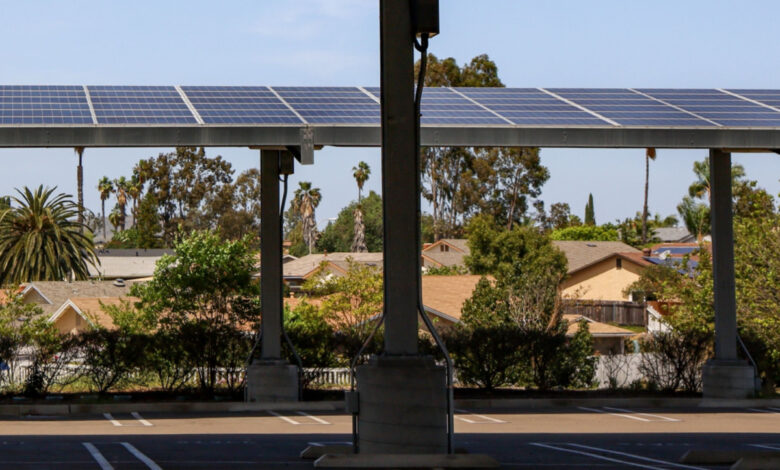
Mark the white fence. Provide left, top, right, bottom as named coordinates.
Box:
left=594, top=354, right=646, bottom=389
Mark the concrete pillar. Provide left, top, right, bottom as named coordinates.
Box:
left=351, top=0, right=447, bottom=455
left=246, top=149, right=298, bottom=402
left=702, top=149, right=755, bottom=399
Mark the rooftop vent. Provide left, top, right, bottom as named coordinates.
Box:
left=113, top=279, right=126, bottom=287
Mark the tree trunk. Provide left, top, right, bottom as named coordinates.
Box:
left=101, top=200, right=107, bottom=241
left=351, top=206, right=367, bottom=253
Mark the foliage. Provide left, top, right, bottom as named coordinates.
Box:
left=639, top=329, right=711, bottom=392
left=76, top=328, right=146, bottom=393
left=135, top=147, right=234, bottom=244
left=135, top=192, right=162, bottom=249
left=303, top=259, right=384, bottom=364
left=550, top=225, right=618, bottom=241
left=584, top=193, right=595, bottom=226
left=416, top=53, right=548, bottom=239
left=446, top=323, right=524, bottom=390
left=0, top=186, right=98, bottom=285
left=284, top=302, right=338, bottom=387
left=286, top=182, right=322, bottom=256
left=132, top=230, right=260, bottom=394
left=317, top=191, right=383, bottom=253
left=423, top=264, right=469, bottom=276
left=464, top=214, right=567, bottom=281
left=677, top=196, right=710, bottom=239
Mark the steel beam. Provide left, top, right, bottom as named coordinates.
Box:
left=709, top=149, right=737, bottom=360
left=260, top=149, right=283, bottom=359
left=2, top=125, right=780, bottom=150
left=380, top=0, right=418, bottom=356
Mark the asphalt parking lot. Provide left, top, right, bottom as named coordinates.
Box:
left=0, top=406, right=778, bottom=469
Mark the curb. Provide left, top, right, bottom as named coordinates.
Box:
left=0, top=400, right=344, bottom=417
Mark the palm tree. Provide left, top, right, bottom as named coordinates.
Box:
left=97, top=176, right=113, bottom=242
left=108, top=206, right=122, bottom=234
left=74, top=147, right=85, bottom=230
left=351, top=161, right=371, bottom=253
left=0, top=186, right=98, bottom=285
left=114, top=176, right=129, bottom=231
left=292, top=182, right=322, bottom=254
left=688, top=158, right=746, bottom=201
left=677, top=196, right=710, bottom=241
left=641, top=148, right=657, bottom=244
left=126, top=174, right=143, bottom=228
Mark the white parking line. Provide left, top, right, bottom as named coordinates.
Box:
left=529, top=442, right=665, bottom=469
left=131, top=412, right=153, bottom=427
left=455, top=409, right=507, bottom=424
left=121, top=442, right=162, bottom=470
left=82, top=442, right=114, bottom=470
left=103, top=413, right=122, bottom=427
left=568, top=443, right=707, bottom=469
left=268, top=410, right=300, bottom=425
left=295, top=411, right=330, bottom=425
left=577, top=406, right=650, bottom=422
left=602, top=407, right=681, bottom=422
left=748, top=408, right=780, bottom=414
left=751, top=443, right=780, bottom=450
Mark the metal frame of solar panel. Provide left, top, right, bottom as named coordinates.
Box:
left=183, top=86, right=302, bottom=125
left=273, top=87, right=379, bottom=124
left=88, top=86, right=196, bottom=125
left=0, top=86, right=92, bottom=125
left=638, top=89, right=780, bottom=127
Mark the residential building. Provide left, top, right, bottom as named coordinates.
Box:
left=48, top=297, right=138, bottom=335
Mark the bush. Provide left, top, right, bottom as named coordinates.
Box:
left=76, top=329, right=147, bottom=393
left=639, top=330, right=711, bottom=392
left=446, top=324, right=524, bottom=390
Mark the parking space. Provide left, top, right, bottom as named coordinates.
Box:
left=0, top=407, right=777, bottom=468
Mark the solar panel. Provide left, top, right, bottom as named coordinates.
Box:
left=726, top=89, right=780, bottom=111
left=88, top=86, right=197, bottom=124
left=274, top=87, right=378, bottom=124
left=182, top=86, right=302, bottom=124
left=549, top=88, right=716, bottom=127
left=457, top=88, right=611, bottom=126
left=638, top=89, right=780, bottom=127
left=0, top=86, right=93, bottom=125
left=365, top=87, right=512, bottom=125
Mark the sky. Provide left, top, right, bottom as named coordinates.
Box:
left=0, top=0, right=779, bottom=227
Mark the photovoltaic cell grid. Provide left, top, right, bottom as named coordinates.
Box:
left=182, top=86, right=301, bottom=124
left=456, top=88, right=610, bottom=126
left=88, top=86, right=196, bottom=124
left=273, top=87, right=378, bottom=124
left=638, top=89, right=780, bottom=127
left=0, top=86, right=92, bottom=124
left=548, top=88, right=716, bottom=127
left=365, top=87, right=510, bottom=125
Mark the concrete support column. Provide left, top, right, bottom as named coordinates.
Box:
left=246, top=149, right=298, bottom=402
left=702, top=149, right=755, bottom=399
left=350, top=0, right=447, bottom=456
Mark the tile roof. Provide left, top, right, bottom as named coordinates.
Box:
left=23, top=281, right=135, bottom=316
left=552, top=241, right=640, bottom=274
left=563, top=314, right=636, bottom=337
left=421, top=275, right=484, bottom=322
left=88, top=256, right=162, bottom=279
left=283, top=252, right=383, bottom=278
left=57, top=297, right=140, bottom=329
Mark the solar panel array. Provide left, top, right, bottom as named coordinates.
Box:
left=2, top=86, right=780, bottom=128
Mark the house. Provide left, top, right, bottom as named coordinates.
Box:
left=48, top=297, right=137, bottom=334
left=553, top=241, right=652, bottom=302
left=13, top=280, right=135, bottom=318
left=88, top=249, right=170, bottom=280
left=282, top=252, right=383, bottom=292
left=421, top=239, right=469, bottom=269
left=419, top=275, right=635, bottom=354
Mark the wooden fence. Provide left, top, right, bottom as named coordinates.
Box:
left=563, top=300, right=647, bottom=326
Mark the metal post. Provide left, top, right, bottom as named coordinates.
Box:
left=380, top=0, right=419, bottom=356
left=709, top=149, right=737, bottom=361
left=260, top=149, right=282, bottom=359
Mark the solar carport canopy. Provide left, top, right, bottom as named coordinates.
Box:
left=1, top=85, right=780, bottom=149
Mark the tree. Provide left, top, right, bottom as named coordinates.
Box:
left=135, top=192, right=162, bottom=249
left=135, top=147, right=234, bottom=243
left=113, top=176, right=129, bottom=231
left=641, top=148, right=657, bottom=244
left=688, top=158, right=745, bottom=200
left=351, top=161, right=371, bottom=253
left=132, top=231, right=260, bottom=394
left=126, top=174, right=143, bottom=229
left=677, top=196, right=710, bottom=240
left=97, top=176, right=113, bottom=242
left=547, top=202, right=580, bottom=230
left=584, top=193, right=595, bottom=226
left=290, top=182, right=322, bottom=255
left=416, top=53, right=548, bottom=239
left=318, top=191, right=383, bottom=253
left=550, top=225, right=619, bottom=241
left=0, top=186, right=98, bottom=285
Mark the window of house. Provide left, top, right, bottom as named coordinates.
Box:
left=616, top=258, right=623, bottom=269
left=440, top=245, right=449, bottom=252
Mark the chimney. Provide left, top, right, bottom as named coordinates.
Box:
left=642, top=248, right=651, bottom=257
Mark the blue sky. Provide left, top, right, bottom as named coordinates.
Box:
left=1, top=0, right=778, bottom=227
